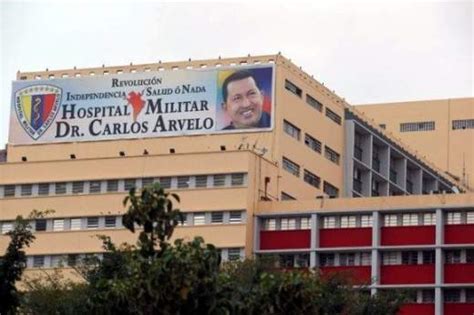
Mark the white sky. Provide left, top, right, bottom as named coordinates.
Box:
left=1, top=0, right=472, bottom=149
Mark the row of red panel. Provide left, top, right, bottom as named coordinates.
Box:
left=259, top=224, right=474, bottom=249
left=399, top=303, right=474, bottom=315
left=319, top=265, right=474, bottom=284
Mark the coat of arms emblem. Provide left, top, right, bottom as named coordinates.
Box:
left=14, top=85, right=62, bottom=140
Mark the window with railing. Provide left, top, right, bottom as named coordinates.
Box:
left=303, top=169, right=320, bottom=188
left=324, top=146, right=340, bottom=165
left=284, top=79, right=302, bottom=97
left=305, top=94, right=323, bottom=112
left=283, top=120, right=301, bottom=141
left=304, top=134, right=322, bottom=153
left=282, top=157, right=300, bottom=177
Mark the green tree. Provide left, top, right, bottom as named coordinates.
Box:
left=0, top=214, right=36, bottom=314
left=84, top=183, right=222, bottom=314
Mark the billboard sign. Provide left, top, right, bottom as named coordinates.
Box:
left=9, top=64, right=274, bottom=145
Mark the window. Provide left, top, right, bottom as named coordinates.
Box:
left=105, top=216, right=116, bottom=228
left=38, top=183, right=50, bottom=196
left=303, top=169, right=320, bottom=188
left=283, top=120, right=301, bottom=140
left=213, top=174, right=226, bottom=187
left=195, top=175, right=208, bottom=188
left=340, top=253, right=356, bottom=266
left=70, top=218, right=81, bottom=230
left=55, top=182, right=67, bottom=195
left=141, top=177, right=154, bottom=187
left=87, top=217, right=99, bottom=229
left=467, top=211, right=474, bottom=224
left=400, top=121, right=435, bottom=132
left=158, top=177, right=171, bottom=189
left=67, top=254, right=78, bottom=267
left=322, top=216, right=336, bottom=229
left=280, top=254, right=295, bottom=268
left=320, top=253, right=335, bottom=267
left=211, top=212, right=223, bottom=224
left=229, top=211, right=242, bottom=224
left=422, top=290, right=435, bottom=303
left=72, top=181, right=84, bottom=194
left=285, top=79, right=302, bottom=97
left=306, top=94, right=323, bottom=112
left=466, top=289, right=474, bottom=302
left=340, top=215, right=356, bottom=228
left=263, top=218, right=276, bottom=230
left=33, top=256, right=45, bottom=268
left=402, top=251, right=418, bottom=265
left=444, top=289, right=461, bottom=302
left=384, top=214, right=398, bottom=227
left=281, top=192, right=296, bottom=200
left=53, top=219, right=64, bottom=231
left=360, top=215, right=373, bottom=227
left=423, top=213, right=436, bottom=225
left=423, top=251, right=435, bottom=264
left=1, top=222, right=13, bottom=234
left=282, top=157, right=300, bottom=177
left=446, top=212, right=462, bottom=225
left=231, top=173, right=245, bottom=186
left=296, top=254, right=310, bottom=268
left=402, top=213, right=418, bottom=226
left=50, top=255, right=65, bottom=267
left=21, top=184, right=32, bottom=196
left=107, top=180, right=119, bottom=192
left=89, top=181, right=102, bottom=193
left=323, top=181, right=339, bottom=198
left=177, top=176, right=190, bottom=188
left=452, top=119, right=474, bottom=130
left=361, top=252, right=372, bottom=266
left=228, top=248, right=242, bottom=261
left=382, top=252, right=398, bottom=265
left=124, top=179, right=136, bottom=191
left=445, top=250, right=461, bottom=264
left=324, top=146, right=340, bottom=164
left=300, top=217, right=311, bottom=229
left=304, top=134, right=322, bottom=153
left=193, top=213, right=205, bottom=225
left=35, top=219, right=46, bottom=231
left=325, top=108, right=342, bottom=125
left=280, top=218, right=296, bottom=230
left=4, top=185, right=15, bottom=197
left=467, top=249, right=474, bottom=263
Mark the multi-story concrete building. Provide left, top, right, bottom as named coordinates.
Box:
left=0, top=54, right=472, bottom=314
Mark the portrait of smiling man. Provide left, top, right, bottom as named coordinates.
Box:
left=221, top=70, right=271, bottom=130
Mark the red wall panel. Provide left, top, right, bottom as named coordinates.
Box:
left=444, top=303, right=474, bottom=315
left=444, top=264, right=474, bottom=283
left=319, top=266, right=371, bottom=284
left=398, top=303, right=434, bottom=315
left=319, top=227, right=372, bottom=247
left=260, top=230, right=311, bottom=250
left=380, top=265, right=435, bottom=284
left=444, top=224, right=474, bottom=244
left=381, top=226, right=435, bottom=246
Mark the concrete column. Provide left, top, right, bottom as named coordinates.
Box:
left=371, top=211, right=380, bottom=295
left=310, top=213, right=319, bottom=268
left=343, top=120, right=355, bottom=197
left=253, top=216, right=260, bottom=254
left=435, top=208, right=443, bottom=315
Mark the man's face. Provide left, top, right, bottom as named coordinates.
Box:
left=223, top=76, right=264, bottom=129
